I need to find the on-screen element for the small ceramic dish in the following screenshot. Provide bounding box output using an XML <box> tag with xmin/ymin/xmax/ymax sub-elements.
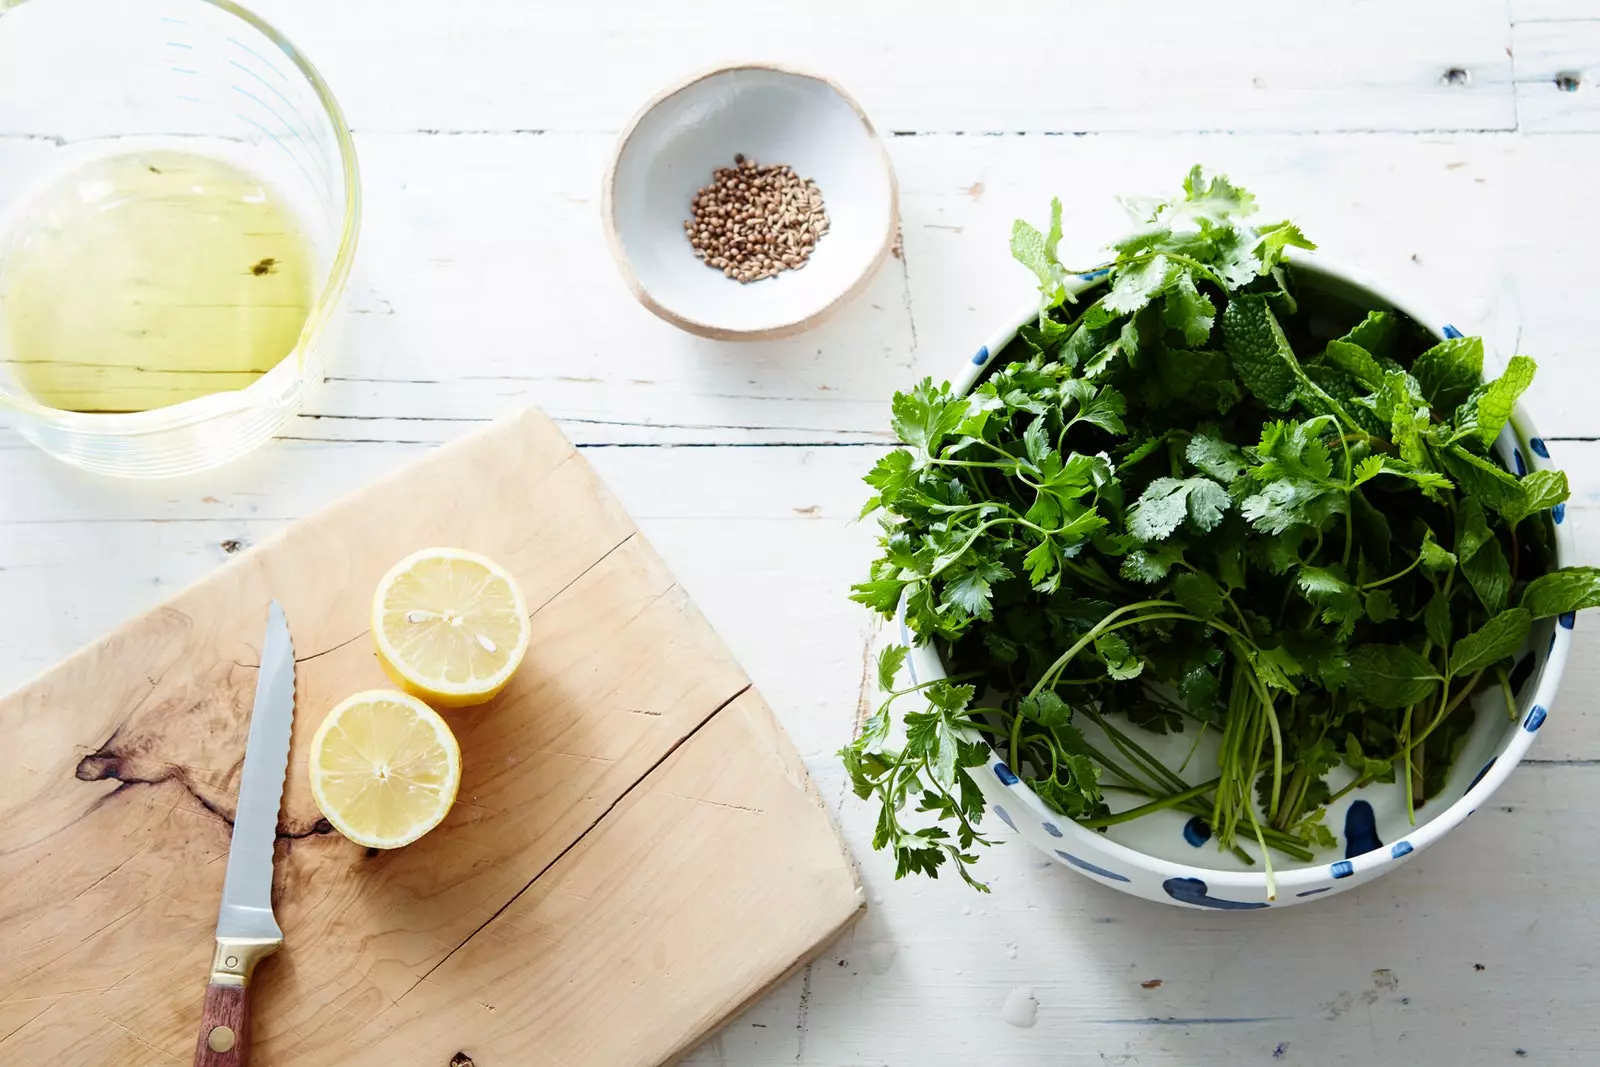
<box><xmin>603</xmin><ymin>63</ymin><xmax>897</xmax><ymax>340</ymax></box>
<box><xmin>903</xmin><ymin>250</ymin><xmax>1572</xmax><ymax>909</ymax></box>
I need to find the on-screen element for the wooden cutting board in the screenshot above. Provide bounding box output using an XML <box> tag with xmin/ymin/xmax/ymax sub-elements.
<box><xmin>0</xmin><ymin>409</ymin><xmax>863</xmax><ymax>1067</ymax></box>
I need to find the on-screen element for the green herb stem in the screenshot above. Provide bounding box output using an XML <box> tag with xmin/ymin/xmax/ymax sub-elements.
<box><xmin>1078</xmin><ymin>777</ymin><xmax>1222</xmax><ymax>828</ymax></box>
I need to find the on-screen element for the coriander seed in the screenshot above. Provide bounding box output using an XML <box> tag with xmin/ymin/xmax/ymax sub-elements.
<box><xmin>685</xmin><ymin>154</ymin><xmax>829</xmax><ymax>284</ymax></box>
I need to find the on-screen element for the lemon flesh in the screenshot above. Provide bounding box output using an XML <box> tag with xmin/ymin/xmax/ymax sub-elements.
<box><xmin>309</xmin><ymin>689</ymin><xmax>461</xmax><ymax>849</ymax></box>
<box><xmin>372</xmin><ymin>547</ymin><xmax>530</xmax><ymax>708</ymax></box>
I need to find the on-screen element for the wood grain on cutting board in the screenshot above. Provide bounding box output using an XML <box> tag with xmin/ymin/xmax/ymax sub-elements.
<box><xmin>0</xmin><ymin>409</ymin><xmax>863</xmax><ymax>1067</ymax></box>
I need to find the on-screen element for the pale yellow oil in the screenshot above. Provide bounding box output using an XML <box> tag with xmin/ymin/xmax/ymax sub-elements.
<box><xmin>0</xmin><ymin>151</ymin><xmax>316</xmax><ymax>413</ymax></box>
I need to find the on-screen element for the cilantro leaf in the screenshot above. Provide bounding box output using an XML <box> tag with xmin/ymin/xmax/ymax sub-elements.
<box><xmin>1063</xmin><ymin>379</ymin><xmax>1128</xmax><ymax>434</ymax></box>
<box><xmin>1128</xmin><ymin>476</ymin><xmax>1231</xmax><ymax>541</ymax></box>
<box><xmin>1418</xmin><ymin>530</ymin><xmax>1458</xmax><ymax>572</ymax></box>
<box><xmin>1186</xmin><ymin>431</ymin><xmax>1246</xmax><ymax>483</ymax></box>
<box><xmin>1094</xmin><ymin>632</ymin><xmax>1145</xmax><ymax>680</ymax></box>
<box><xmin>1161</xmin><ymin>271</ymin><xmax>1216</xmax><ymax>346</ymax></box>
<box><xmin>1296</xmin><ymin>565</ymin><xmax>1364</xmax><ymax>639</ymax></box>
<box><xmin>1173</xmin><ymin>571</ymin><xmax>1225</xmax><ymax>619</ymax></box>
<box><xmin>1103</xmin><ymin>253</ymin><xmax>1180</xmax><ymax>316</ymax></box>
<box><xmin>1120</xmin><ymin>541</ymin><xmax>1186</xmax><ymax>582</ymax></box>
<box><xmin>1365</xmin><ymin>589</ymin><xmax>1398</xmax><ymax>623</ymax></box>
<box><xmin>1253</xmin><ymin>220</ymin><xmax>1316</xmax><ymax>271</ymax></box>
<box><xmin>1019</xmin><ymin>690</ymin><xmax>1073</xmax><ymax>730</ymax></box>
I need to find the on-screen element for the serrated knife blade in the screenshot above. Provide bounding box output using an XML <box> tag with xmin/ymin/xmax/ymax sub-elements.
<box><xmin>193</xmin><ymin>600</ymin><xmax>295</xmax><ymax>1066</ymax></box>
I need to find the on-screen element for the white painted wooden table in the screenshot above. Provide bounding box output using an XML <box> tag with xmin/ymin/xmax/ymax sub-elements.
<box><xmin>5</xmin><ymin>2</ymin><xmax>1600</xmax><ymax>1063</ymax></box>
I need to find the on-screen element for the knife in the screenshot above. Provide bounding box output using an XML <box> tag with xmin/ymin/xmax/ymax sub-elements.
<box><xmin>194</xmin><ymin>601</ymin><xmax>295</xmax><ymax>1067</ymax></box>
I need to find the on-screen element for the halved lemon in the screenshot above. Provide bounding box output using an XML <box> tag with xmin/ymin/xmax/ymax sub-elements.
<box><xmin>372</xmin><ymin>547</ymin><xmax>531</xmax><ymax>708</ymax></box>
<box><xmin>308</xmin><ymin>690</ymin><xmax>461</xmax><ymax>849</ymax></box>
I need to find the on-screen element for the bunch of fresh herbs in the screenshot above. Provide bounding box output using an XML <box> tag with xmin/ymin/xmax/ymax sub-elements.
<box><xmin>844</xmin><ymin>168</ymin><xmax>1600</xmax><ymax>894</ymax></box>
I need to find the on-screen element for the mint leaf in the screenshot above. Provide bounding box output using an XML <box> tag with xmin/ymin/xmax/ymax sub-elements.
<box><xmin>1457</xmin><ymin>497</ymin><xmax>1494</xmax><ymax>560</ymax></box>
<box><xmin>1457</xmin><ymin>498</ymin><xmax>1512</xmax><ymax>615</ymax></box>
<box><xmin>1449</xmin><ymin>609</ymin><xmax>1531</xmax><ymax>677</ymax></box>
<box><xmin>1474</xmin><ymin>355</ymin><xmax>1536</xmax><ymax>447</ymax></box>
<box><xmin>1342</xmin><ymin>311</ymin><xmax>1403</xmax><ymax>361</ymax></box>
<box><xmin>1442</xmin><ymin>444</ymin><xmax>1527</xmax><ymax>522</ymax></box>
<box><xmin>1346</xmin><ymin>645</ymin><xmax>1441</xmax><ymax>709</ymax></box>
<box><xmin>1412</xmin><ymin>336</ymin><xmax>1483</xmax><ymax>411</ymax></box>
<box><xmin>1224</xmin><ymin>295</ymin><xmax>1351</xmax><ymax>423</ymax></box>
<box><xmin>1324</xmin><ymin>339</ymin><xmax>1386</xmax><ymax>390</ymax></box>
<box><xmin>1520</xmin><ymin>567</ymin><xmax>1600</xmax><ymax>619</ymax></box>
<box><xmin>1501</xmin><ymin>468</ymin><xmax>1569</xmax><ymax>528</ymax></box>
<box><xmin>1424</xmin><ymin>592</ymin><xmax>1452</xmax><ymax>649</ymax></box>
<box><xmin>1223</xmin><ymin>294</ymin><xmax>1297</xmax><ymax>409</ymax></box>
<box><xmin>1012</xmin><ymin>197</ymin><xmax>1069</xmax><ymax>311</ymax></box>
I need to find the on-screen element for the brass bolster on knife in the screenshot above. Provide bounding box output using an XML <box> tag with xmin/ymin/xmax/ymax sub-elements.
<box><xmin>210</xmin><ymin>937</ymin><xmax>282</xmax><ymax>987</ymax></box>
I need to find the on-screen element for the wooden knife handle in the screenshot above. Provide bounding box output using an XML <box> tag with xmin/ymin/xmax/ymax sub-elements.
<box><xmin>194</xmin><ymin>981</ymin><xmax>251</xmax><ymax>1066</ymax></box>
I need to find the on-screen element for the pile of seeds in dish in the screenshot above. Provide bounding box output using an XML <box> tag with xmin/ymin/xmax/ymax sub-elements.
<box><xmin>684</xmin><ymin>154</ymin><xmax>829</xmax><ymax>283</ymax></box>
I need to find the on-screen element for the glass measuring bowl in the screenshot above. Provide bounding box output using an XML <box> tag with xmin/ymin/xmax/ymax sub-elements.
<box><xmin>0</xmin><ymin>0</ymin><xmax>359</xmax><ymax>477</ymax></box>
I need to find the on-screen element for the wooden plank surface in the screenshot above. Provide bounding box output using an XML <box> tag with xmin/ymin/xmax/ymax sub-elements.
<box><xmin>6</xmin><ymin>1</ymin><xmax>1600</xmax><ymax>1063</ymax></box>
<box><xmin>210</xmin><ymin>0</ymin><xmax>1518</xmax><ymax>135</ymax></box>
<box><xmin>0</xmin><ymin>411</ymin><xmax>861</xmax><ymax>1066</ymax></box>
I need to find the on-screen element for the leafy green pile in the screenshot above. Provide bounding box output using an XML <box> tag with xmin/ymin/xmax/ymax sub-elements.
<box><xmin>844</xmin><ymin>168</ymin><xmax>1600</xmax><ymax>894</ymax></box>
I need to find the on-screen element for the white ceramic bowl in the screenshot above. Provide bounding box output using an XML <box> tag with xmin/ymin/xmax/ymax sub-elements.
<box><xmin>603</xmin><ymin>64</ymin><xmax>897</xmax><ymax>340</ymax></box>
<box><xmin>904</xmin><ymin>251</ymin><xmax>1572</xmax><ymax>908</ymax></box>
